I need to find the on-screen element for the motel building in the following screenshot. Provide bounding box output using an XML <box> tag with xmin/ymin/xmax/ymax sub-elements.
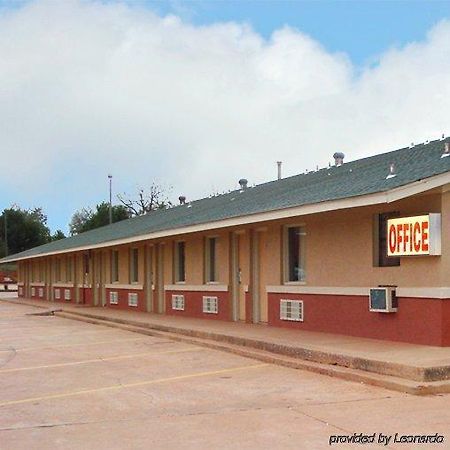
<box><xmin>4</xmin><ymin>138</ymin><xmax>450</xmax><ymax>347</ymax></box>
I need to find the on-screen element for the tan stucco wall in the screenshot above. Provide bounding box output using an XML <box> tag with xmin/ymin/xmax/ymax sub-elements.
<box><xmin>258</xmin><ymin>191</ymin><xmax>444</xmax><ymax>288</ymax></box>
<box><xmin>16</xmin><ymin>189</ymin><xmax>450</xmax><ymax>313</ymax></box>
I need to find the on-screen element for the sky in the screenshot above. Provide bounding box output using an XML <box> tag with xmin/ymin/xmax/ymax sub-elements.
<box><xmin>1</xmin><ymin>0</ymin><xmax>450</xmax><ymax>234</ymax></box>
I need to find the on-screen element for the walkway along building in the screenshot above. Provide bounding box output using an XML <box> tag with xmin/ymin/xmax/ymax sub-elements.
<box><xmin>3</xmin><ymin>139</ymin><xmax>450</xmax><ymax>346</ymax></box>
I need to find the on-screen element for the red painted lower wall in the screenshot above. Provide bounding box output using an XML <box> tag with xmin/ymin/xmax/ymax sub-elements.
<box><xmin>30</xmin><ymin>286</ymin><xmax>46</xmax><ymax>300</ymax></box>
<box><xmin>79</xmin><ymin>287</ymin><xmax>93</xmax><ymax>306</ymax></box>
<box><xmin>105</xmin><ymin>288</ymin><xmax>146</xmax><ymax>312</ymax></box>
<box><xmin>245</xmin><ymin>292</ymin><xmax>252</xmax><ymax>323</ymax></box>
<box><xmin>268</xmin><ymin>293</ymin><xmax>450</xmax><ymax>346</ymax></box>
<box><xmin>165</xmin><ymin>291</ymin><xmax>231</xmax><ymax>321</ymax></box>
<box><xmin>53</xmin><ymin>287</ymin><xmax>75</xmax><ymax>303</ymax></box>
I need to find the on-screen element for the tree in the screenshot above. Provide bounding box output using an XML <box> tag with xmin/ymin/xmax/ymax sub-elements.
<box><xmin>0</xmin><ymin>207</ymin><xmax>51</xmax><ymax>257</ymax></box>
<box><xmin>69</xmin><ymin>202</ymin><xmax>130</xmax><ymax>235</ymax></box>
<box><xmin>117</xmin><ymin>183</ymin><xmax>172</xmax><ymax>216</ymax></box>
<box><xmin>51</xmin><ymin>230</ymin><xmax>66</xmax><ymax>241</ymax></box>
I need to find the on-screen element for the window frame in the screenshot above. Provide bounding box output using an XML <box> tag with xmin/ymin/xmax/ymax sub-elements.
<box><xmin>111</xmin><ymin>249</ymin><xmax>119</xmax><ymax>283</ymax></box>
<box><xmin>38</xmin><ymin>260</ymin><xmax>45</xmax><ymax>283</ymax></box>
<box><xmin>129</xmin><ymin>248</ymin><xmax>139</xmax><ymax>284</ymax></box>
<box><xmin>374</xmin><ymin>213</ymin><xmax>400</xmax><ymax>267</ymax></box>
<box><xmin>66</xmin><ymin>256</ymin><xmax>73</xmax><ymax>283</ymax></box>
<box><xmin>204</xmin><ymin>236</ymin><xmax>218</xmax><ymax>284</ymax></box>
<box><xmin>174</xmin><ymin>241</ymin><xmax>186</xmax><ymax>283</ymax></box>
<box><xmin>283</xmin><ymin>225</ymin><xmax>307</xmax><ymax>284</ymax></box>
<box><xmin>54</xmin><ymin>257</ymin><xmax>61</xmax><ymax>282</ymax></box>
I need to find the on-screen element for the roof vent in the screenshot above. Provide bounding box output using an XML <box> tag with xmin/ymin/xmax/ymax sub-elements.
<box><xmin>441</xmin><ymin>142</ymin><xmax>450</xmax><ymax>158</ymax></box>
<box><xmin>333</xmin><ymin>152</ymin><xmax>345</xmax><ymax>167</ymax></box>
<box><xmin>277</xmin><ymin>161</ymin><xmax>282</xmax><ymax>180</ymax></box>
<box><xmin>239</xmin><ymin>178</ymin><xmax>248</xmax><ymax>189</ymax></box>
<box><xmin>386</xmin><ymin>163</ymin><xmax>397</xmax><ymax>179</ymax></box>
<box><xmin>179</xmin><ymin>195</ymin><xmax>186</xmax><ymax>205</ymax></box>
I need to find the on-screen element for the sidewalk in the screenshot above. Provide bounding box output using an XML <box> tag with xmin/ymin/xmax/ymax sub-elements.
<box><xmin>3</xmin><ymin>296</ymin><xmax>450</xmax><ymax>393</ymax></box>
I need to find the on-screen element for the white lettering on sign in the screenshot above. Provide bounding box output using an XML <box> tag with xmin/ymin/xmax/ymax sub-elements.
<box><xmin>387</xmin><ymin>214</ymin><xmax>441</xmax><ymax>256</ymax></box>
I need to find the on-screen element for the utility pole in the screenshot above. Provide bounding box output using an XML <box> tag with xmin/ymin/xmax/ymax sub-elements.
<box><xmin>108</xmin><ymin>174</ymin><xmax>113</xmax><ymax>225</ymax></box>
<box><xmin>4</xmin><ymin>210</ymin><xmax>8</xmax><ymax>256</ymax></box>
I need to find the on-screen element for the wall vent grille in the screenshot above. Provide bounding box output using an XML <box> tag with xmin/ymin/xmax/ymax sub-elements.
<box><xmin>128</xmin><ymin>293</ymin><xmax>138</xmax><ymax>307</ymax></box>
<box><xmin>202</xmin><ymin>296</ymin><xmax>218</xmax><ymax>314</ymax></box>
<box><xmin>109</xmin><ymin>291</ymin><xmax>118</xmax><ymax>305</ymax></box>
<box><xmin>280</xmin><ymin>299</ymin><xmax>303</xmax><ymax>322</ymax></box>
<box><xmin>172</xmin><ymin>294</ymin><xmax>185</xmax><ymax>311</ymax></box>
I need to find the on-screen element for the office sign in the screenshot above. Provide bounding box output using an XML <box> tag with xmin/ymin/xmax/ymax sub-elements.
<box><xmin>387</xmin><ymin>214</ymin><xmax>441</xmax><ymax>256</ymax></box>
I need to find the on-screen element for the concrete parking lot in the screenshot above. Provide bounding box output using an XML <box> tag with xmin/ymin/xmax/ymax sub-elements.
<box><xmin>0</xmin><ymin>301</ymin><xmax>449</xmax><ymax>450</ymax></box>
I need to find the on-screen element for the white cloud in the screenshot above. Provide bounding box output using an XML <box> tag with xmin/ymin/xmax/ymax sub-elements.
<box><xmin>0</xmin><ymin>0</ymin><xmax>449</xmax><ymax>229</ymax></box>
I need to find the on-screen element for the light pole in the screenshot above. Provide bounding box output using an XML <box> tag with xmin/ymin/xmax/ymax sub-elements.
<box><xmin>108</xmin><ymin>174</ymin><xmax>113</xmax><ymax>225</ymax></box>
<box><xmin>3</xmin><ymin>210</ymin><xmax>7</xmax><ymax>257</ymax></box>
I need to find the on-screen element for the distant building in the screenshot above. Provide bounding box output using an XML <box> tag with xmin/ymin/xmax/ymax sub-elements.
<box><xmin>3</xmin><ymin>139</ymin><xmax>450</xmax><ymax>346</ymax></box>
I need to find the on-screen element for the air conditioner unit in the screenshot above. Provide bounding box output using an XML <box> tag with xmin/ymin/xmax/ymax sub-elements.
<box><xmin>369</xmin><ymin>287</ymin><xmax>397</xmax><ymax>313</ymax></box>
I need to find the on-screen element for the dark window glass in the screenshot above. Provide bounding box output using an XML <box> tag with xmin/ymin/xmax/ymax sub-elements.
<box><xmin>207</xmin><ymin>237</ymin><xmax>217</xmax><ymax>282</ymax></box>
<box><xmin>287</xmin><ymin>227</ymin><xmax>306</xmax><ymax>282</ymax></box>
<box><xmin>176</xmin><ymin>242</ymin><xmax>186</xmax><ymax>282</ymax></box>
<box><xmin>111</xmin><ymin>250</ymin><xmax>119</xmax><ymax>282</ymax></box>
<box><xmin>131</xmin><ymin>248</ymin><xmax>139</xmax><ymax>283</ymax></box>
<box><xmin>378</xmin><ymin>214</ymin><xmax>400</xmax><ymax>267</ymax></box>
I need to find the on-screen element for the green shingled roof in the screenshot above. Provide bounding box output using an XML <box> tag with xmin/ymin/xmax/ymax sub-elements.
<box><xmin>3</xmin><ymin>138</ymin><xmax>450</xmax><ymax>262</ymax></box>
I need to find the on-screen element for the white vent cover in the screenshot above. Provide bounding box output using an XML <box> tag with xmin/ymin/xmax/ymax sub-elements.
<box><xmin>172</xmin><ymin>294</ymin><xmax>185</xmax><ymax>311</ymax></box>
<box><xmin>54</xmin><ymin>288</ymin><xmax>61</xmax><ymax>300</ymax></box>
<box><xmin>203</xmin><ymin>296</ymin><xmax>218</xmax><ymax>314</ymax></box>
<box><xmin>128</xmin><ymin>293</ymin><xmax>138</xmax><ymax>307</ymax></box>
<box><xmin>109</xmin><ymin>291</ymin><xmax>118</xmax><ymax>305</ymax></box>
<box><xmin>31</xmin><ymin>287</ymin><xmax>36</xmax><ymax>296</ymax></box>
<box><xmin>280</xmin><ymin>299</ymin><xmax>303</xmax><ymax>322</ymax></box>
<box><xmin>64</xmin><ymin>289</ymin><xmax>71</xmax><ymax>301</ymax></box>
<box><xmin>38</xmin><ymin>288</ymin><xmax>44</xmax><ymax>298</ymax></box>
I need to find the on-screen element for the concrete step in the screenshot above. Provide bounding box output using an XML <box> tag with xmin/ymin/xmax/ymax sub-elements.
<box><xmin>56</xmin><ymin>308</ymin><xmax>450</xmax><ymax>383</ymax></box>
<box><xmin>55</xmin><ymin>310</ymin><xmax>450</xmax><ymax>396</ymax></box>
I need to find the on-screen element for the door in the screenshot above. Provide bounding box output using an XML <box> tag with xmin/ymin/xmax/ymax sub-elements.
<box><xmin>155</xmin><ymin>243</ymin><xmax>165</xmax><ymax>314</ymax></box>
<box><xmin>93</xmin><ymin>252</ymin><xmax>104</xmax><ymax>307</ymax></box>
<box><xmin>144</xmin><ymin>245</ymin><xmax>154</xmax><ymax>312</ymax></box>
<box><xmin>231</xmin><ymin>232</ymin><xmax>247</xmax><ymax>322</ymax></box>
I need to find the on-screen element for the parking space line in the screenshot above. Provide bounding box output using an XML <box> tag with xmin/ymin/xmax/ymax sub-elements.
<box><xmin>0</xmin><ymin>347</ymin><xmax>201</xmax><ymax>373</ymax></box>
<box><xmin>0</xmin><ymin>328</ymin><xmax>122</xmax><ymax>342</ymax></box>
<box><xmin>0</xmin><ymin>337</ymin><xmax>155</xmax><ymax>353</ymax></box>
<box><xmin>0</xmin><ymin>363</ymin><xmax>268</xmax><ymax>407</ymax></box>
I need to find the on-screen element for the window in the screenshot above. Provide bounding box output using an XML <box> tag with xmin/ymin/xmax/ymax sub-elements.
<box><xmin>66</xmin><ymin>257</ymin><xmax>73</xmax><ymax>282</ymax></box>
<box><xmin>31</xmin><ymin>262</ymin><xmax>37</xmax><ymax>282</ymax></box>
<box><xmin>375</xmin><ymin>213</ymin><xmax>400</xmax><ymax>267</ymax></box>
<box><xmin>83</xmin><ymin>253</ymin><xmax>90</xmax><ymax>275</ymax></box>
<box><xmin>39</xmin><ymin>261</ymin><xmax>45</xmax><ymax>282</ymax></box>
<box><xmin>284</xmin><ymin>226</ymin><xmax>306</xmax><ymax>282</ymax></box>
<box><xmin>111</xmin><ymin>250</ymin><xmax>119</xmax><ymax>283</ymax></box>
<box><xmin>174</xmin><ymin>241</ymin><xmax>186</xmax><ymax>283</ymax></box>
<box><xmin>202</xmin><ymin>296</ymin><xmax>218</xmax><ymax>314</ymax></box>
<box><xmin>130</xmin><ymin>248</ymin><xmax>139</xmax><ymax>283</ymax></box>
<box><xmin>54</xmin><ymin>258</ymin><xmax>61</xmax><ymax>282</ymax></box>
<box><xmin>205</xmin><ymin>237</ymin><xmax>217</xmax><ymax>283</ymax></box>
